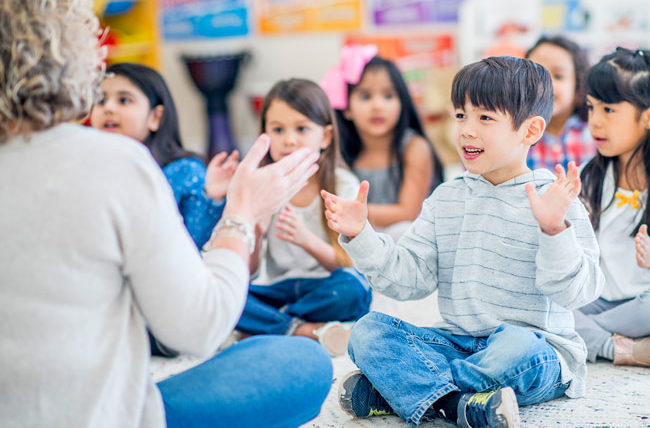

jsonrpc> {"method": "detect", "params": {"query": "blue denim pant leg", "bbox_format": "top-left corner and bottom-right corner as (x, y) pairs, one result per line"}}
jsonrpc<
(349, 314), (567, 427)
(285, 268), (371, 323)
(348, 311), (473, 426)
(237, 282), (297, 335)
(237, 268), (371, 335)
(451, 324), (567, 406)
(158, 335), (333, 428)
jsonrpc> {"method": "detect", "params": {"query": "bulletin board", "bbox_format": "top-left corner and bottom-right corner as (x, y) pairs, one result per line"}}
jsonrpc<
(161, 0), (250, 40)
(256, 0), (363, 34)
(369, 0), (461, 27)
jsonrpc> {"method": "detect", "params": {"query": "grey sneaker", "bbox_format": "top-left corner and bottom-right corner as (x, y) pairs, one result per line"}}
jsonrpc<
(457, 387), (520, 428)
(338, 370), (394, 418)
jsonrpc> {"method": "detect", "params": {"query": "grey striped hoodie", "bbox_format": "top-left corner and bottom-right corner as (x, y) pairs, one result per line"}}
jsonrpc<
(341, 169), (605, 398)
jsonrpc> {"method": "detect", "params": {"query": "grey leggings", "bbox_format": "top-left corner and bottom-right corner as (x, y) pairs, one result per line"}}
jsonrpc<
(574, 289), (650, 361)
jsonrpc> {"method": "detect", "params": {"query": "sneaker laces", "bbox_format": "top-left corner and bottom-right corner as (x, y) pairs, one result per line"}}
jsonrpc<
(463, 390), (498, 427)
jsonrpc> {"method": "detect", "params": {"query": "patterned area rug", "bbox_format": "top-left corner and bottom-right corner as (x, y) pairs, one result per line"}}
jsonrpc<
(304, 357), (650, 428)
(150, 291), (650, 427)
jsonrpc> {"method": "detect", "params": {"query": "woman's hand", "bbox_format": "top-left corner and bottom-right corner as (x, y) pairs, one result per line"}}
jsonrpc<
(205, 150), (239, 201)
(321, 180), (370, 239)
(526, 162), (581, 236)
(222, 134), (319, 226)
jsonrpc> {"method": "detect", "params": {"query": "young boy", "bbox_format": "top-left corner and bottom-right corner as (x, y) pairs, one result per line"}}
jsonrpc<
(321, 56), (605, 428)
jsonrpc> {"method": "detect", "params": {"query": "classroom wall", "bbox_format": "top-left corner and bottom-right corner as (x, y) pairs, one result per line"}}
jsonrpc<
(162, 34), (344, 155)
(157, 0), (650, 158)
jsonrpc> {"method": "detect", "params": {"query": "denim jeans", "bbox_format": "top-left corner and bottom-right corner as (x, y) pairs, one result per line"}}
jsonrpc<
(237, 267), (372, 335)
(574, 289), (650, 361)
(349, 312), (569, 427)
(158, 335), (333, 428)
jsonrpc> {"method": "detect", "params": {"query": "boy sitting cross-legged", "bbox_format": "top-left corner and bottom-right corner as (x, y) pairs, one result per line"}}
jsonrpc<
(321, 56), (605, 428)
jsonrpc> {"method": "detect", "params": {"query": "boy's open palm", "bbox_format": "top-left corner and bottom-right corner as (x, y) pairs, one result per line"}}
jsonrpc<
(321, 180), (370, 238)
(526, 162), (581, 236)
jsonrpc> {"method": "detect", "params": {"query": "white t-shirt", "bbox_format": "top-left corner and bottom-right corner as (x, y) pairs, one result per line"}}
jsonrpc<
(597, 164), (650, 301)
(254, 168), (359, 285)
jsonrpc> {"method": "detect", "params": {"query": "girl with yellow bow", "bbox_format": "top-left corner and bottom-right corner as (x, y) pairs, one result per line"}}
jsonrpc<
(576, 47), (650, 367)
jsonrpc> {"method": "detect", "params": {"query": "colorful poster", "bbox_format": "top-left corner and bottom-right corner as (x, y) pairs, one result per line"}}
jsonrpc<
(541, 0), (588, 31)
(345, 33), (456, 105)
(371, 0), (462, 26)
(161, 0), (249, 40)
(256, 0), (362, 34)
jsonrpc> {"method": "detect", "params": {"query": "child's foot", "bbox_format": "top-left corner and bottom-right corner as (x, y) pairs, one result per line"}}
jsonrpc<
(338, 370), (394, 418)
(457, 387), (520, 428)
(613, 334), (650, 366)
(314, 322), (351, 357)
(293, 321), (351, 356)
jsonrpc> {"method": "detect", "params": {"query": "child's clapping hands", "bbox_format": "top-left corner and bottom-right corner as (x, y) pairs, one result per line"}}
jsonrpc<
(635, 224), (650, 269)
(205, 150), (240, 201)
(274, 205), (313, 247)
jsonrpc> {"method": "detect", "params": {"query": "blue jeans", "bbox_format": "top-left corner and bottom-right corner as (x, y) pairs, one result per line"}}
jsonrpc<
(237, 268), (372, 335)
(158, 335), (333, 428)
(349, 312), (569, 427)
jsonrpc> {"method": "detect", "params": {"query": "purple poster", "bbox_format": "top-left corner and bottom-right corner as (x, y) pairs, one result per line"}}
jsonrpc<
(372, 0), (461, 26)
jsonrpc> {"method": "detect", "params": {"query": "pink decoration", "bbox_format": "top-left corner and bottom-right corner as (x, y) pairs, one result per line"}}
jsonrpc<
(320, 44), (379, 110)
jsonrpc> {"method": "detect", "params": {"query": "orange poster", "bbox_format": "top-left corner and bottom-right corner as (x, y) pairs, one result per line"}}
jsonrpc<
(256, 0), (363, 34)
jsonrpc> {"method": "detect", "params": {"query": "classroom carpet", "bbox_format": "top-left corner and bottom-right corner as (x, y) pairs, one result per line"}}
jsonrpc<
(151, 291), (650, 427)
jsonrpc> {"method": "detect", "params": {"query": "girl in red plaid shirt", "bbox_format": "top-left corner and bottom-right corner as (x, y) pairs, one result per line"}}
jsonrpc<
(526, 36), (596, 171)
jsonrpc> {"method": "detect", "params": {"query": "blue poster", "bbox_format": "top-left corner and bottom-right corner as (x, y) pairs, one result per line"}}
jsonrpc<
(162, 0), (249, 40)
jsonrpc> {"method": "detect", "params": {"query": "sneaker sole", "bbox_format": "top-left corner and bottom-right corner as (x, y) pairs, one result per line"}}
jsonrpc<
(338, 370), (364, 418)
(491, 387), (520, 428)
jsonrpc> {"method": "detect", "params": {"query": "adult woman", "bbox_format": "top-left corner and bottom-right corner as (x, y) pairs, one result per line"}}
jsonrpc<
(0, 1), (331, 427)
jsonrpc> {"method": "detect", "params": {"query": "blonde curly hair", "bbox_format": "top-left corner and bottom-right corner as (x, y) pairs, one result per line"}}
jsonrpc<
(0, 0), (105, 143)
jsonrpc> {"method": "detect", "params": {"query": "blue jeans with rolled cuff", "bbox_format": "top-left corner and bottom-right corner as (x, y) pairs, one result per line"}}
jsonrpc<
(348, 311), (569, 427)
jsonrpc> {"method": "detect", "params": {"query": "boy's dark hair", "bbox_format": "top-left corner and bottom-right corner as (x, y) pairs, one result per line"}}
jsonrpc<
(105, 63), (199, 167)
(335, 56), (444, 193)
(451, 56), (554, 129)
(580, 47), (650, 235)
(526, 35), (590, 121)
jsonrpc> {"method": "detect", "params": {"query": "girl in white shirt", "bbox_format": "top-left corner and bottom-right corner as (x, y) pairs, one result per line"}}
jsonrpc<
(235, 79), (372, 356)
(575, 47), (650, 366)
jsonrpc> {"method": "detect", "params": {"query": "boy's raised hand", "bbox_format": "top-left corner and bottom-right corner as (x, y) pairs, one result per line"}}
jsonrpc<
(526, 161), (581, 236)
(321, 180), (370, 238)
(635, 224), (650, 269)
